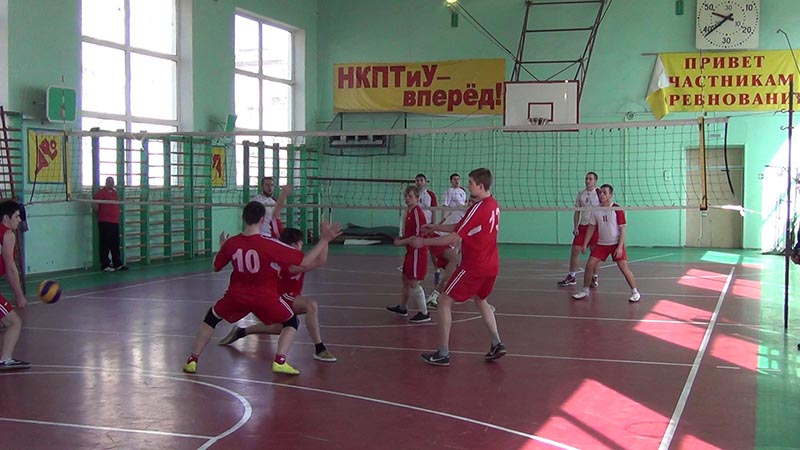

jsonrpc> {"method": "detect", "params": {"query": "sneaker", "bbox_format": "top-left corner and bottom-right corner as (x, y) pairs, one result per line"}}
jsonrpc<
(272, 361), (300, 375)
(557, 275), (577, 286)
(386, 305), (408, 317)
(313, 350), (338, 363)
(572, 290), (589, 300)
(426, 291), (439, 310)
(421, 351), (450, 366)
(218, 326), (245, 345)
(485, 342), (507, 360)
(590, 275), (599, 288)
(0, 358), (31, 370)
(102, 267), (115, 272)
(434, 270), (441, 285)
(409, 312), (431, 323)
(115, 265), (129, 271)
(183, 360), (197, 374)
(629, 292), (641, 302)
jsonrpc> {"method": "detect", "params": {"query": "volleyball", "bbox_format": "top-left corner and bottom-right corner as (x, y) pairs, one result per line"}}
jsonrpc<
(38, 280), (62, 304)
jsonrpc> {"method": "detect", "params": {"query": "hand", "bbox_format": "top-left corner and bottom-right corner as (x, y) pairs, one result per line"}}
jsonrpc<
(572, 228), (579, 236)
(15, 294), (27, 309)
(280, 185), (293, 196)
(614, 246), (624, 259)
(409, 236), (425, 249)
(219, 231), (230, 246)
(704, 12), (733, 37)
(422, 224), (436, 233)
(580, 245), (587, 255)
(320, 222), (343, 241)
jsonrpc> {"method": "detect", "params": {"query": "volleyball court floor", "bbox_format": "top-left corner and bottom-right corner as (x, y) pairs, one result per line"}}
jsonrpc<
(1, 245), (799, 449)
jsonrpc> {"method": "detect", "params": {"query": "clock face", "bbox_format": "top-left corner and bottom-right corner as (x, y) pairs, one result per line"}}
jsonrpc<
(696, 0), (760, 49)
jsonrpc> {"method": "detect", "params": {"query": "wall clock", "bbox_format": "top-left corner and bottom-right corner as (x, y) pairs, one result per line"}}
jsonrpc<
(696, 0), (760, 50)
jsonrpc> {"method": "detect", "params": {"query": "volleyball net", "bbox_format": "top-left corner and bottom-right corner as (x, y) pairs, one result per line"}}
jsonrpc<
(17, 116), (733, 259)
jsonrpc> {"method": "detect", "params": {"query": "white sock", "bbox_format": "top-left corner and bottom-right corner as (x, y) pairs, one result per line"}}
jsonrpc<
(632, 287), (639, 294)
(569, 272), (576, 277)
(582, 287), (590, 294)
(411, 286), (427, 314)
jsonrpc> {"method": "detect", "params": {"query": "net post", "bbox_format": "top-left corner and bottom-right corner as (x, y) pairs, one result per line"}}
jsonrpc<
(202, 138), (213, 257)
(164, 137), (173, 260)
(242, 141), (251, 203)
(785, 79), (794, 331)
(286, 144), (296, 229)
(61, 131), (71, 201)
(272, 142), (280, 187)
(141, 137), (151, 264)
(116, 129), (127, 264)
(698, 116), (708, 211)
(90, 127), (101, 271)
(185, 137), (195, 257)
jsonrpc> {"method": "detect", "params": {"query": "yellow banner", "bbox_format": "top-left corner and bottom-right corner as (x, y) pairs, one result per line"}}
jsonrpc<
(28, 129), (65, 183)
(647, 50), (800, 119)
(211, 146), (226, 187)
(334, 59), (505, 115)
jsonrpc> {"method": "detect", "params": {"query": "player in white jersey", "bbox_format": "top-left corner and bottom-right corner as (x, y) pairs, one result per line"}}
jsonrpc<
(558, 172), (601, 288)
(251, 176), (290, 237)
(571, 184), (640, 302)
(441, 173), (467, 225)
(415, 173), (438, 225)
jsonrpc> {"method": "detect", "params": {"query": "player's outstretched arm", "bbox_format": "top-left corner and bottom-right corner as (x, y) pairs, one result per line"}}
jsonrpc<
(299, 222), (341, 268)
(272, 185), (293, 220)
(423, 223), (456, 234)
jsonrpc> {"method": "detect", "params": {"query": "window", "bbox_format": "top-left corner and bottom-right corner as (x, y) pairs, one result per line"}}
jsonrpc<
(80, 0), (178, 187)
(233, 13), (295, 186)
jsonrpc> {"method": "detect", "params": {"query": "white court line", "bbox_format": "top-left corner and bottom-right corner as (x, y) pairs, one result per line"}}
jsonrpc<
(658, 266), (735, 450)
(23, 364), (578, 450)
(0, 417), (211, 439)
(69, 272), (212, 299)
(0, 369), (252, 448)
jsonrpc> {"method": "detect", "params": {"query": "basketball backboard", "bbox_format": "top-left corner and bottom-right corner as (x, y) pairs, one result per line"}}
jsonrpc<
(503, 80), (579, 127)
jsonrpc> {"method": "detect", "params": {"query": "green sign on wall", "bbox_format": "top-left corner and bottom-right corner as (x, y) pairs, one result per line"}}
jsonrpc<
(46, 86), (77, 122)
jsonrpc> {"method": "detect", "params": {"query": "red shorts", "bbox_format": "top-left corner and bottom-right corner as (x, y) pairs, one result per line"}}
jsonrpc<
(403, 247), (428, 280)
(213, 291), (294, 325)
(572, 224), (599, 247)
(591, 244), (627, 262)
(443, 268), (497, 302)
(430, 244), (453, 269)
(0, 295), (12, 320)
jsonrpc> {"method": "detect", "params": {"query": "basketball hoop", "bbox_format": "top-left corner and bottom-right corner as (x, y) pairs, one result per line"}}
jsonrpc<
(527, 117), (550, 126)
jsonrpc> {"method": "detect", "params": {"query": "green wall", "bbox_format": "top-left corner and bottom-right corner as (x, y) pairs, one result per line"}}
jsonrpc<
(5, 0), (320, 274)
(316, 0), (799, 250)
(4, 0), (800, 273)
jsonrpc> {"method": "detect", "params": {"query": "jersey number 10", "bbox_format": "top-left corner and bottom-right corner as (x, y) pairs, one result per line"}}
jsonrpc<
(232, 248), (261, 273)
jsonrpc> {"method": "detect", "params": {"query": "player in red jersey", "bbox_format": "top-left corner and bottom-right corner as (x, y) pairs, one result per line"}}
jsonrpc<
(183, 201), (340, 375)
(571, 184), (640, 302)
(0, 201), (30, 370)
(387, 186), (430, 323)
(425, 193), (475, 310)
(217, 226), (337, 362)
(411, 168), (506, 366)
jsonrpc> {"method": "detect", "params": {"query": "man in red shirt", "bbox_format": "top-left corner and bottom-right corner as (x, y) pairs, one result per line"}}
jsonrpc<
(183, 201), (340, 375)
(92, 177), (126, 272)
(411, 168), (506, 366)
(0, 200), (30, 370)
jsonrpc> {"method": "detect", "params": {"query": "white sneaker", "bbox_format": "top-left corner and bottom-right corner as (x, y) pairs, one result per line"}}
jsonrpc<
(629, 292), (641, 302)
(572, 290), (589, 300)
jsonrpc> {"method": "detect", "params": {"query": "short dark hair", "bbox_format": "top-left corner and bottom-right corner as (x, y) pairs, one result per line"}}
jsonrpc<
(405, 185), (420, 197)
(600, 183), (614, 194)
(469, 168), (493, 191)
(0, 200), (21, 221)
(587, 171), (598, 180)
(450, 173), (460, 181)
(279, 227), (304, 245)
(415, 173), (427, 181)
(242, 201), (266, 225)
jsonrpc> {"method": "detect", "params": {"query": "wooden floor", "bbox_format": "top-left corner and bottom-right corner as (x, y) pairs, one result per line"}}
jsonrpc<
(1, 245), (798, 449)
